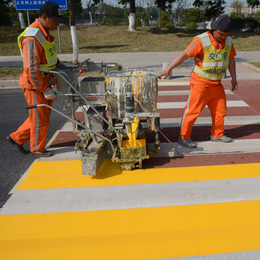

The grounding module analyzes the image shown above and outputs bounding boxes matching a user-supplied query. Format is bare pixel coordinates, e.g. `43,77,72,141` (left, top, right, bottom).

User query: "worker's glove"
43,88,57,100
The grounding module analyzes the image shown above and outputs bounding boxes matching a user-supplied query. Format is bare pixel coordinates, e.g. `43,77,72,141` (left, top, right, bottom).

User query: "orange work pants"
180,83,226,140
10,88,53,154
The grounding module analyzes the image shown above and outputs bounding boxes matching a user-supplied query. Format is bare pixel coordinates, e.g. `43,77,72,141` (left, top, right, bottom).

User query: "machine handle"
26,105,37,109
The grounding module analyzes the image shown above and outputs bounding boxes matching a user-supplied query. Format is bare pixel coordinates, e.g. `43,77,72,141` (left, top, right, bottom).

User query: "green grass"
0,66,23,80
250,62,260,68
1,25,260,56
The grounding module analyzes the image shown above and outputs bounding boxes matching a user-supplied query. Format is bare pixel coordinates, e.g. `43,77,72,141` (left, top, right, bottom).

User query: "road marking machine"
30,59,163,175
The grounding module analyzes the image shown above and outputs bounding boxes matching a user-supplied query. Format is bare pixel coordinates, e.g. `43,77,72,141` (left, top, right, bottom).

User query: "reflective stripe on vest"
18,27,57,70
193,32,232,80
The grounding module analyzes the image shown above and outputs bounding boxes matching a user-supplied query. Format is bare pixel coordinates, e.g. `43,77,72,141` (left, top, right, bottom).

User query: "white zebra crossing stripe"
157,100,248,109
2,177,260,215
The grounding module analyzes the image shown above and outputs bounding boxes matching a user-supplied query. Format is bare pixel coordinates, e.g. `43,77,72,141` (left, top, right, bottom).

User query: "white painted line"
158,89,233,96
2,177,260,215
158,90,190,96
60,115,260,133
171,251,260,260
60,121,74,131
148,139,260,157
157,100,248,109
158,81,190,86
158,115,260,127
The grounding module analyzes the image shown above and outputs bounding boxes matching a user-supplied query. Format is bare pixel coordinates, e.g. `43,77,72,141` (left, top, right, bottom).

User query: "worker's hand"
231,78,238,91
44,88,57,100
157,69,170,79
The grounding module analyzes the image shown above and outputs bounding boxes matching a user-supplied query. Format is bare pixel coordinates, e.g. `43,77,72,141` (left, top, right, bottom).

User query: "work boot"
210,135,232,143
6,136,27,154
178,137,197,149
32,151,53,157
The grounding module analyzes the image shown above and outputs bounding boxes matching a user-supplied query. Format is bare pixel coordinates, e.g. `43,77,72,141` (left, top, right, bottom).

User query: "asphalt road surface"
0,88,69,208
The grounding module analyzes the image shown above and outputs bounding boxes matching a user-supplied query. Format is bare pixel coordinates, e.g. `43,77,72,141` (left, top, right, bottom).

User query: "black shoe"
32,151,52,157
6,136,27,154
178,137,197,149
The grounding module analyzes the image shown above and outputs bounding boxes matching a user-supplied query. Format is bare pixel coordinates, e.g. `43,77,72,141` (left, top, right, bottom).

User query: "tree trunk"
129,0,136,31
69,0,78,64
89,11,93,25
18,11,26,29
70,26,78,64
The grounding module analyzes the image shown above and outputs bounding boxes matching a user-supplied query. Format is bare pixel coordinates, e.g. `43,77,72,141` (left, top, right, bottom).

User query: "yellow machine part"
125,117,140,147
122,139,145,148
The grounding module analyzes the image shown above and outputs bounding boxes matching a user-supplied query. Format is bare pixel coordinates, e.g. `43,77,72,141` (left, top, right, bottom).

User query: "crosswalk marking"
60,115,260,131
1,81,260,259
2,177,260,215
158,89,234,96
157,100,248,109
1,200,260,259
10,160,260,191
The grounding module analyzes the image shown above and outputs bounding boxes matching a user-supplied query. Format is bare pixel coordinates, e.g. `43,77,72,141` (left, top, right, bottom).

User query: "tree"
155,0,177,12
136,0,156,27
86,0,102,25
68,0,83,64
230,0,243,12
245,17,259,31
129,0,136,30
255,10,260,22
118,0,183,29
193,0,225,20
186,7,200,23
230,11,246,30
118,0,136,30
0,0,13,26
246,0,260,8
170,0,189,27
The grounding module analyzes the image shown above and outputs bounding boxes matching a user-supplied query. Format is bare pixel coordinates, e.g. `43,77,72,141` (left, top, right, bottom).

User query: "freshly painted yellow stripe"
17,160,260,190
1,200,260,259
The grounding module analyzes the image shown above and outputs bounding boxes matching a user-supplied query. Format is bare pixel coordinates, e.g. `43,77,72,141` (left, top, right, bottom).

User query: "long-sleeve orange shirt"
19,18,58,92
184,31,237,86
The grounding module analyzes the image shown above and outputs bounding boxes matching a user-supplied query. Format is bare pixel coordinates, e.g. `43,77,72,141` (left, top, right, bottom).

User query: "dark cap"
39,1,66,24
207,15,232,32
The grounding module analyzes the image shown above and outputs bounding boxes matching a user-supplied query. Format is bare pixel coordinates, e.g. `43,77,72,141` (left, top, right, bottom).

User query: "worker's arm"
22,37,49,92
228,57,238,91
158,52,190,79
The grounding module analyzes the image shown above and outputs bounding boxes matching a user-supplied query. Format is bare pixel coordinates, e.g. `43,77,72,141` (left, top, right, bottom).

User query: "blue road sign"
15,0,67,11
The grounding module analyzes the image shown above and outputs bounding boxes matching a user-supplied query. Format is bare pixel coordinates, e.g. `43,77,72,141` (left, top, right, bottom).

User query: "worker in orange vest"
7,2,66,157
158,15,238,149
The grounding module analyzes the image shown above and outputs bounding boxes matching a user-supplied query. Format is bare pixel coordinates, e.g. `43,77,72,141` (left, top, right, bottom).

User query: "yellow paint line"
1,200,260,259
17,160,260,190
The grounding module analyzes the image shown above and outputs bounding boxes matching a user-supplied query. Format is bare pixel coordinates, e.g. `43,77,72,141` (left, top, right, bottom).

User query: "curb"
1,62,260,88
0,79,20,88
242,62,260,73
